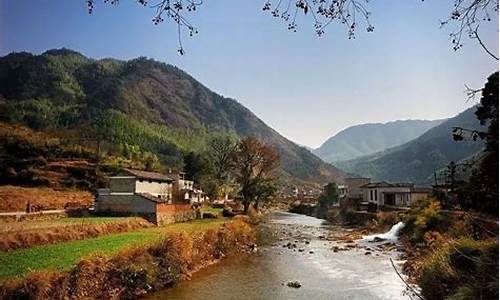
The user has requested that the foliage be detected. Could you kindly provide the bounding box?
[418,238,498,300]
[231,137,280,212]
[318,182,339,209]
[183,151,211,183]
[402,198,446,242]
[0,99,82,130]
[0,49,344,184]
[457,72,499,215]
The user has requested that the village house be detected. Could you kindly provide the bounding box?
[360,181,432,210]
[96,169,197,225]
[169,171,206,204]
[340,177,372,209]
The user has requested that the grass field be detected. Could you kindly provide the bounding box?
[0,218,227,279]
[201,207,223,214]
[0,216,135,233]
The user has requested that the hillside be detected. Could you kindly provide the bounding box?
[0,49,346,185]
[335,106,485,185]
[314,119,444,162]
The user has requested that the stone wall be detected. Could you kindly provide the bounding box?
[155,203,196,225]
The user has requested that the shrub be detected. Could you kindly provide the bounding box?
[418,238,498,300]
[402,198,447,242]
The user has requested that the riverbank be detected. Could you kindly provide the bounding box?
[0,218,256,299]
[146,211,410,299]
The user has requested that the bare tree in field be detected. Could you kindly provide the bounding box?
[87,0,498,59]
[207,135,237,184]
[231,136,280,213]
[205,135,238,199]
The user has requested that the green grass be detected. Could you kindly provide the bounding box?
[0,218,227,279]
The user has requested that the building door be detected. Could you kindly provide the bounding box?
[384,193,396,206]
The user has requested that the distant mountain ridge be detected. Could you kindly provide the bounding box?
[0,49,346,185]
[335,106,485,185]
[314,119,445,163]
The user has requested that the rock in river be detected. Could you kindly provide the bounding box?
[287,281,302,288]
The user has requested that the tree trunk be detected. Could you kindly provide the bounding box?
[253,200,259,211]
[243,200,250,214]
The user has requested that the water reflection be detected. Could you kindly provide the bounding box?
[146,212,410,300]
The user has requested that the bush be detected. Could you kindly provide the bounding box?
[418,238,498,300]
[401,198,447,242]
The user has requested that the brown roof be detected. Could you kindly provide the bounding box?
[136,193,167,203]
[123,169,174,182]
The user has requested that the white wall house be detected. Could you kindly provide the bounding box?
[170,172,206,204]
[96,169,176,214]
[96,169,197,225]
[361,182,432,209]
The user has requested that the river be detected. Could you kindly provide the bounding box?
[146,212,411,300]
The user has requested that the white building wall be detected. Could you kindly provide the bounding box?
[135,180,173,199]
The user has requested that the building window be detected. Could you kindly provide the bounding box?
[375,190,378,201]
[370,190,373,201]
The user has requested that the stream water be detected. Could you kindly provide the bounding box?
[146,212,411,300]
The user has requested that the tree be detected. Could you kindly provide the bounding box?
[318,182,339,210]
[454,72,498,214]
[203,135,238,200]
[251,177,278,210]
[87,0,498,59]
[231,136,280,213]
[206,135,237,182]
[183,151,210,183]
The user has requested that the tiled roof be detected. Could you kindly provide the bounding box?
[123,169,174,182]
[136,193,167,203]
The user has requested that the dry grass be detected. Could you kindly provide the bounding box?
[0,185,93,212]
[0,219,256,299]
[0,217,153,251]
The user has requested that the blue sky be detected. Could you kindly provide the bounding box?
[1,0,498,147]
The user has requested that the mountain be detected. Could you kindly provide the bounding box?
[0,49,346,185]
[335,106,485,185]
[314,119,445,162]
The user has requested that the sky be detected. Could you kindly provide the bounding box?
[0,0,498,148]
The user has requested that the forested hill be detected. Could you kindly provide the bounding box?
[335,106,485,185]
[0,49,346,184]
[314,119,444,163]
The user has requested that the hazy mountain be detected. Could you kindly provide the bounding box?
[314,119,445,163]
[335,106,485,185]
[0,49,346,184]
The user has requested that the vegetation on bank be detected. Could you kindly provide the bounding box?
[400,198,498,300]
[0,218,255,299]
[0,218,228,278]
[0,217,154,251]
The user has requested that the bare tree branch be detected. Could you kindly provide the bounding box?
[439,0,499,59]
[471,26,499,60]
